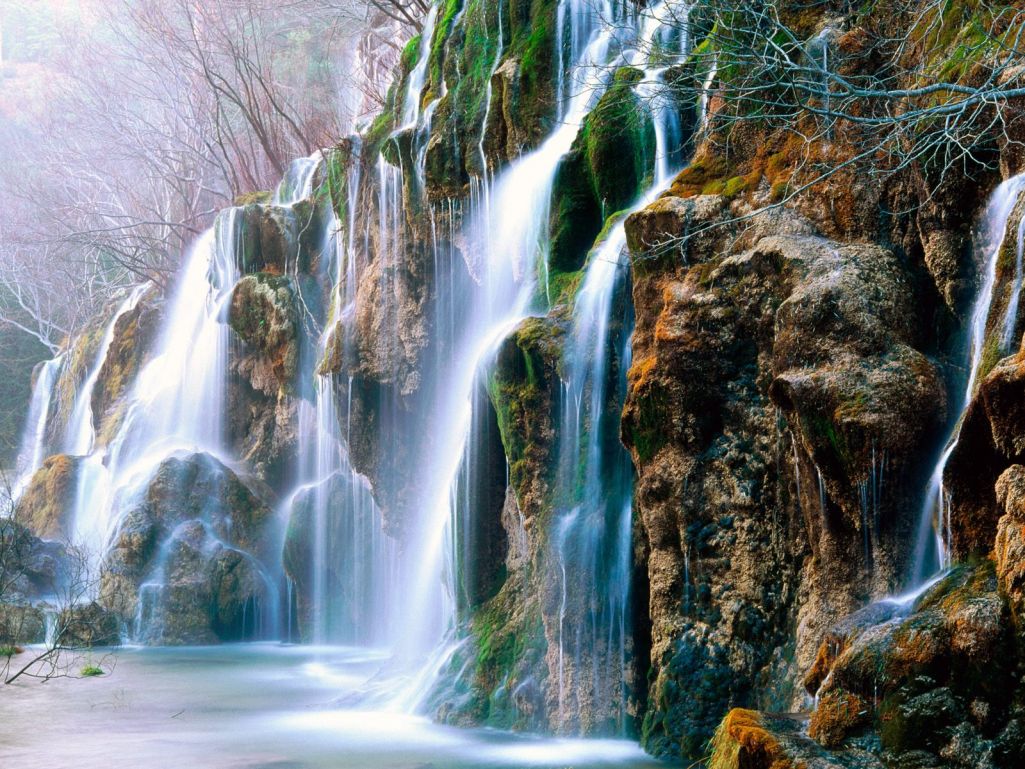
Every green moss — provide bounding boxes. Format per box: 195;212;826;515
233;191;271;206
80;665;104;677
722;175;749;198
0;644;19;657
546;268;583;307
509;0;558;135
362;80;400;161
548;68;654;278
630;382;670;463
976;332;1003;385
401;34;422;74
582;67;655;210
485;317;562;505
424;0;463;105
548;148;603;275
803;410;855;472
324;143;353;224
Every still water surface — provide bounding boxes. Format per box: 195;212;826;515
0;644;667;769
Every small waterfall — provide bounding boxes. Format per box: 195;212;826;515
284;144;399;646
67;208;241;582
911;173;1025;584
400;5;440;129
547;0;690;731
385;0;639;679
10;354;63;502
475;0;504;178
1001;212;1025;350
274;154;322;206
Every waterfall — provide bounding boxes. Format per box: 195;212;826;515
10;354;63;502
377;0;634;680
25;0;693;736
66;208;241;585
283;142;400;647
546;0;690;731
400;5;440;129
911;173;1025;585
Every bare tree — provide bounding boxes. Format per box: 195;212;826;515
0;0;403;349
627;0;1025;249
1;542;117;684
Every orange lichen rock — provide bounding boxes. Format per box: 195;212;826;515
808;690;872;748
707;709;794;769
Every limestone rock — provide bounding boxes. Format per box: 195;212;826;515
229;273;299;391
99;451;274;643
14;455;82;541
805;564;1013;762
623;201;945;757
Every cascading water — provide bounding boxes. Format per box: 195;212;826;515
545;0;689;732
911;173;1025;585
10;354;63;502
400;5;440;129
21;0;689;736
282;144;400;647
61;206;262;633
376;0;656;685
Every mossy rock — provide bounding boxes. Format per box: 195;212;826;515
548;66;655;275
228;273;299;390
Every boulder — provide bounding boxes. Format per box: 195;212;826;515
0;518;72;600
804;564;1014;762
0;603;46;645
58;601;121;647
100;451;274;643
707;708;882;769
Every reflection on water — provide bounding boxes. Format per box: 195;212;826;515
0;645;666;769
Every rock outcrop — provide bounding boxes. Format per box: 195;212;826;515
15;455;82;541
622;193;945;756
99;452;275;644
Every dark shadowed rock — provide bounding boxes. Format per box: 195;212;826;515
99;452;274;644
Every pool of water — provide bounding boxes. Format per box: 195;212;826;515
0;644;667;769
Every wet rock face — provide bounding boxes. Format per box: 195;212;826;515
15;455;82;541
0;518;71;600
707;708;882;769
803;565;1022;766
99;452;274;644
236;202;323;276
227;272;301;488
623;197;944;758
91;286;162;443
230;273;299;390
946;349;1025;559
432;316;562;732
314;149;438;538
548;67;656;275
